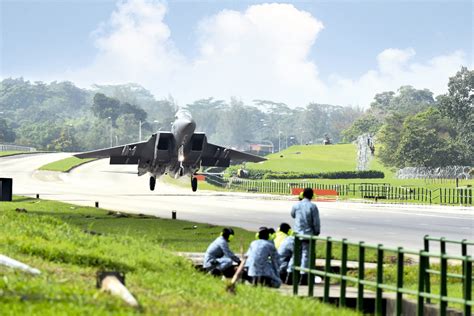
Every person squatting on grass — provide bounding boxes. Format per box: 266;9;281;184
275;223;295;283
203;227;241;277
291;187;321;285
244;227;281;288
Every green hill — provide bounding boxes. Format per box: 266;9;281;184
246;144;393;176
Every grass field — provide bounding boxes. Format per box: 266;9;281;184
39;156;96;172
246;144;359;173
0;198;358;315
0;151;36;157
236;144;473;190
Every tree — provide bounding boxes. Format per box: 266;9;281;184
121;102;147;121
377;113;405;167
50;126;79;152
0;118;16;143
341;114;382;142
91;93;121;124
186;98;226;137
437;67;473;163
394;108;464;167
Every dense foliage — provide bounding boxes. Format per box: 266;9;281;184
226;166;384;180
342;67;473;168
0;78;362;151
1;67;471;171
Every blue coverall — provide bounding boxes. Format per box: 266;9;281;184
245;239;281;288
291;198;320;271
277;235;294;273
203;236;240;271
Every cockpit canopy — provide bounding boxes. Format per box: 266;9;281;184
175;109;193;120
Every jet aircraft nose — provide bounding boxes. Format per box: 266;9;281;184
172;118;196;146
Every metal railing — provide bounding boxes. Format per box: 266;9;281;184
0;144;36;152
292;235;473;316
203;177;473;205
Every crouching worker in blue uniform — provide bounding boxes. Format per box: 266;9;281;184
203;227;241;277
245;227;281;288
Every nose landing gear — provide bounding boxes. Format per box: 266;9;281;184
149;176;156;191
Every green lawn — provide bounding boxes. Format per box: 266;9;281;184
0;198;358;315
247;144;358;173
1;197;382;262
39;156;96;172
234;144;473;190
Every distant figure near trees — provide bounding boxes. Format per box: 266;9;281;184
323;134;331;145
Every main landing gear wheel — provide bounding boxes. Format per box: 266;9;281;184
191;177;198;192
149;176;156;191
179;167;184;177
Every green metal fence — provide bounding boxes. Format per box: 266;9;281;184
292;235;473;316
204;176;473;205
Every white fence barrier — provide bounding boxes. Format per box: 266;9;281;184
0;144;37;152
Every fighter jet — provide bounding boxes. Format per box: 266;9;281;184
74;109;266;191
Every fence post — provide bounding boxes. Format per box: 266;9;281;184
323;237;332;303
464;256;472;316
308;238;315;297
339;239;348;308
424;235;431;303
396;247;404;316
417;251;426;316
375;244;384;316
357;242;365;312
440;251;448;316
461;239;467;279
293;236;302;295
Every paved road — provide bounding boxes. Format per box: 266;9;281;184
0;153;472;253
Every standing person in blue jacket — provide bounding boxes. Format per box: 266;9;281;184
203;227;241;277
245;227;281;288
290;187;321;285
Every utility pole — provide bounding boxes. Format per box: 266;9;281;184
107;117;113;147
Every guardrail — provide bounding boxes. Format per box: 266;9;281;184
0;144;36;152
292;235;473;316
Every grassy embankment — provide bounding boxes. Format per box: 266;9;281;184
245;144;472;189
0;151;38;157
1;198;468;313
39;157;96;172
0;197;358;315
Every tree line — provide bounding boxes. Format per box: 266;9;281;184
0;67;471;169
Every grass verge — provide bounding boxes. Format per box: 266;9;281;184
39;157;96;172
0;198;358;315
0;151;38;157
1;197;382;262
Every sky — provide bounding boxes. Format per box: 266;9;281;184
1;0;472;108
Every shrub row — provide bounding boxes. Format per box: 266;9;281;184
262;170;384;179
262;170;385;179
227;165;385;179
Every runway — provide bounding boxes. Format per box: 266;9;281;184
0;153;472;253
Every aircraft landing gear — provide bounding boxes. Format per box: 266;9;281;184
191;176;198;192
149;176;156;191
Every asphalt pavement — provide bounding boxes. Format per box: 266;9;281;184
0;153;472;254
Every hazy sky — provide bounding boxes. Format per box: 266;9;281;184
1;0;472;107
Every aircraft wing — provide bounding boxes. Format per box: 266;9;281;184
201;143;266;167
74;140;150;164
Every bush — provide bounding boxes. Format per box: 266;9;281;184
262;170;385;180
